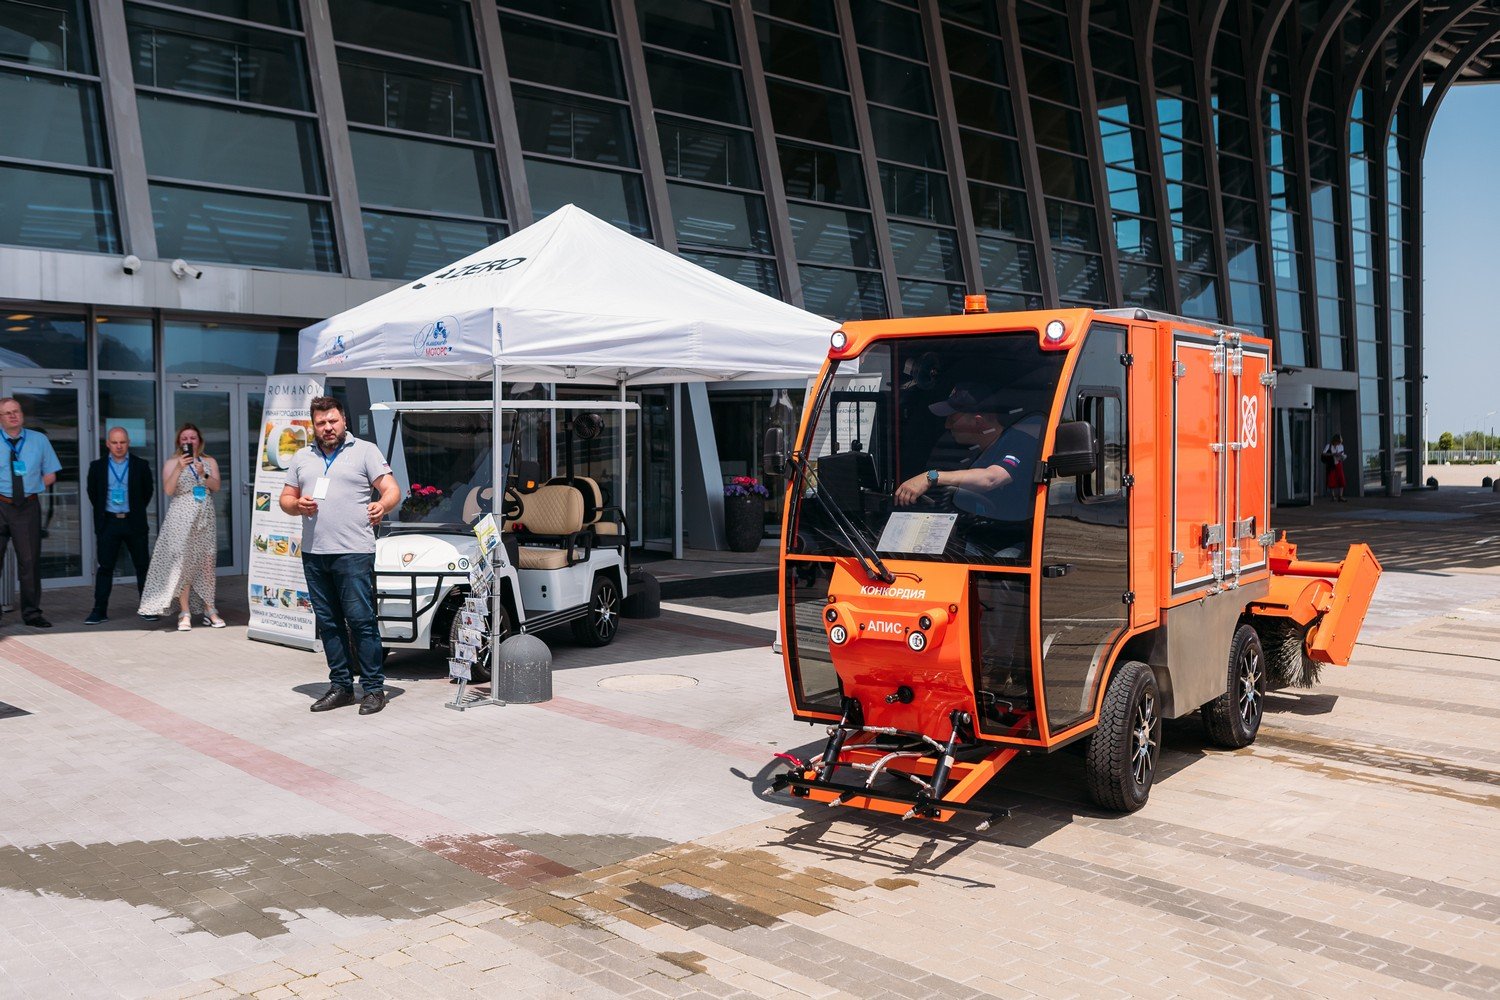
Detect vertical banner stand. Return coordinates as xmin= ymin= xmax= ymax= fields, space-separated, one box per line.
xmin=447 ymin=361 xmax=509 ymax=711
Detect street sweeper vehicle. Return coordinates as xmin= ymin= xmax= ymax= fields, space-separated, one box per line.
xmin=769 ymin=304 xmax=1381 ymax=822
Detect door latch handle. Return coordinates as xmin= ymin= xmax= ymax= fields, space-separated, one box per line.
xmin=1042 ymin=563 xmax=1073 ymax=578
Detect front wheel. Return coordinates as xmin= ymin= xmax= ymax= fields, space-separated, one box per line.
xmin=1201 ymin=624 xmax=1266 ymax=749
xmin=572 ymin=575 xmax=620 ymax=647
xmin=1084 ymin=660 xmax=1162 ymax=812
xmin=448 ymin=599 xmax=512 ymax=683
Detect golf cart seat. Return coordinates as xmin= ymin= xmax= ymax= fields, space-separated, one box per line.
xmin=548 ymin=475 xmax=625 ymax=543
xmin=514 ymin=483 xmax=588 ymax=570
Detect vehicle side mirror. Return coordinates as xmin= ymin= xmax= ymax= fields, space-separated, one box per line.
xmin=1049 ymin=420 xmax=1097 ymax=478
xmin=762 ymin=426 xmax=787 ymax=478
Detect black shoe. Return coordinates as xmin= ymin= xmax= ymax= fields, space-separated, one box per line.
xmin=84 ymin=611 xmax=108 ymax=625
xmin=358 ymin=691 xmax=388 ymax=715
xmin=24 ymin=615 xmax=52 ymax=629
xmin=139 ymin=613 xmax=160 ymax=622
xmin=310 ymin=686 xmax=355 ymax=712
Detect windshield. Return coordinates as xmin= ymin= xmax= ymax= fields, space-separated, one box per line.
xmin=787 ymin=334 xmax=1065 ymax=566
xmin=394 ymin=410 xmax=549 ymax=526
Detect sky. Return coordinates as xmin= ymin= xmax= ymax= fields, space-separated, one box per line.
xmin=1421 ymin=83 xmax=1500 ymax=441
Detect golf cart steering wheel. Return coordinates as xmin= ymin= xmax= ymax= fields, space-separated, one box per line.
xmin=502 ymin=485 xmax=523 ymax=521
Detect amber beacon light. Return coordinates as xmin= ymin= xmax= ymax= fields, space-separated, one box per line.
xmin=963 ymin=294 xmax=988 ymax=314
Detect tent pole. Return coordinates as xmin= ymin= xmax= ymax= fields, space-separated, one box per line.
xmin=489 ymin=363 xmax=506 ymax=705
xmin=619 ymin=378 xmax=628 ymax=549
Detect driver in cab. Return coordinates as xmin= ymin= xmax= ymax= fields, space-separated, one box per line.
xmin=894 ymin=383 xmax=1044 ymax=523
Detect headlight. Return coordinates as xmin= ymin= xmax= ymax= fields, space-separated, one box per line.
xmin=907 ymin=631 xmax=927 ymax=652
xmin=829 ymin=625 xmax=848 ymax=645
xmin=825 ymin=607 xmax=839 ymax=623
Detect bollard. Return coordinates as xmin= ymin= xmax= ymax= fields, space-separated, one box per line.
xmin=1494 ymin=479 xmax=1500 ymax=493
xmin=495 ymin=633 xmax=553 ymax=703
xmin=1485 ymin=477 xmax=1494 ymax=488
xmin=1426 ymin=477 xmax=1438 ymax=488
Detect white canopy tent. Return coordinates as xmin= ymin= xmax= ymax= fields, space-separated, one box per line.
xmin=297 ymin=203 xmax=838 ymax=384
xmin=297 ymin=204 xmax=839 ymax=561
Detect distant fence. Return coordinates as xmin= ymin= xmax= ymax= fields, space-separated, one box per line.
xmin=1426 ymin=451 xmax=1500 ymax=464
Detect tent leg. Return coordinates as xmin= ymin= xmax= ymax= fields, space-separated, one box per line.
xmin=462 ymin=362 xmax=508 ymax=711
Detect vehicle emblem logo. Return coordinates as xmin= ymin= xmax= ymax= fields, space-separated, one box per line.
xmin=1240 ymin=394 xmax=1259 ymax=449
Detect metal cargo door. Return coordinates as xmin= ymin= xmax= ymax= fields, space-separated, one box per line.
xmin=1170 ymin=332 xmax=1224 ymax=592
xmin=1230 ymin=340 xmax=1273 ymax=577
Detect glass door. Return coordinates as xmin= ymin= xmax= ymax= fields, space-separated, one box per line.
xmin=0 ymin=377 xmax=88 ymax=585
xmin=1276 ymin=409 xmax=1313 ymax=506
xmin=166 ymin=380 xmax=261 ymax=573
xmin=638 ymin=386 xmax=676 ymax=551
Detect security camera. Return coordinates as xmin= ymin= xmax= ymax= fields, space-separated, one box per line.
xmin=170 ymin=258 xmax=203 ymax=280
xmin=121 ymin=254 xmax=141 ymax=275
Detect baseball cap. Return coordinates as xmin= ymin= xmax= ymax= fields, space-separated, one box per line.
xmin=929 ymin=383 xmax=1010 ymax=417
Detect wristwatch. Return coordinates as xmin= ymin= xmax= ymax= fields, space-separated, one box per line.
xmin=926 ymin=469 xmax=940 ymax=485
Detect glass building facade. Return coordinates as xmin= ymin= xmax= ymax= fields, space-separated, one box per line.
xmin=0 ymin=0 xmax=1490 ymax=585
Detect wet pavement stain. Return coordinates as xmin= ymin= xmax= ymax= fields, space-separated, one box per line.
xmin=1246 ymin=748 xmax=1500 ymax=809
xmin=1254 ymin=729 xmax=1500 ymax=791
xmin=490 ymin=843 xmax=874 ymax=933
xmin=659 ymin=951 xmax=709 ymax=975
xmin=0 ymin=834 xmax=502 ymax=939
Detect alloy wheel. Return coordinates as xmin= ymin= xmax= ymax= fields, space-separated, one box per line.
xmin=1237 ymin=643 xmax=1264 ymax=728
xmin=1130 ymin=691 xmax=1159 ymax=787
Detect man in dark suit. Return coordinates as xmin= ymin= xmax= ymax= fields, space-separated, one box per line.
xmin=85 ymin=427 xmax=155 ymax=625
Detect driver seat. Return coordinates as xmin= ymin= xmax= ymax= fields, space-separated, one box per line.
xmin=514 ymin=483 xmax=587 ymax=569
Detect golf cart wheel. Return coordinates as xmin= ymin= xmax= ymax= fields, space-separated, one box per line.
xmin=448 ymin=600 xmax=512 ymax=683
xmin=1201 ymin=624 xmax=1266 ymax=749
xmin=572 ymin=575 xmax=620 ymax=647
xmin=1084 ymin=660 xmax=1161 ymax=813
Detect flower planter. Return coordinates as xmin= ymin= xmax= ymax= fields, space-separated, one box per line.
xmin=724 ymin=494 xmax=766 ymax=552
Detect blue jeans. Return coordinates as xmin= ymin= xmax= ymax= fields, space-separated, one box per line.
xmin=303 ymin=552 xmax=383 ymax=694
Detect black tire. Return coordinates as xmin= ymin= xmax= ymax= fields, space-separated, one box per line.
xmin=1084 ymin=660 xmax=1162 ymax=812
xmin=446 ymin=599 xmax=512 ymax=683
xmin=571 ymin=575 xmax=620 ymax=647
xmin=1201 ymin=624 xmax=1266 ymax=748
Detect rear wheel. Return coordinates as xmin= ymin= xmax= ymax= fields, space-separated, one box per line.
xmin=1084 ymin=661 xmax=1161 ymax=812
xmin=571 ymin=575 xmax=620 ymax=647
xmin=1202 ymin=624 xmax=1266 ymax=748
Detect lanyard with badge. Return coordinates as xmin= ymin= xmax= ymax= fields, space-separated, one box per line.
xmin=187 ymin=456 xmax=208 ymax=502
xmin=109 ymin=458 xmax=128 ymax=507
xmin=313 ymin=440 xmax=345 ymax=501
xmin=6 ymin=431 xmax=26 ymax=477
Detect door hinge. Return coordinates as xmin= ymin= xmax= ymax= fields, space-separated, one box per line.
xmin=1119 ymin=352 xmax=1134 ymax=366
xmin=1171 ymin=550 xmax=1185 ymax=569
xmin=1260 ymin=371 xmax=1277 ymax=387
xmin=1257 ymin=530 xmax=1276 ymax=547
xmin=1122 ymin=591 xmax=1135 ymax=606
xmin=1173 ymin=361 xmax=1187 ymax=379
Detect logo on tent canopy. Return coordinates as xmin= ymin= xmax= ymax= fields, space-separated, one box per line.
xmin=423 ymin=256 xmax=528 ymax=283
xmin=316 ymin=330 xmax=351 ymax=365
xmin=415 ymin=316 xmax=460 ymax=358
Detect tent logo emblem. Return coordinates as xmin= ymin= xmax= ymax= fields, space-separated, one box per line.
xmin=415 ymin=316 xmax=460 ymax=358
xmin=317 ymin=330 xmax=351 ymax=365
xmin=429 ymin=256 xmax=527 ymax=281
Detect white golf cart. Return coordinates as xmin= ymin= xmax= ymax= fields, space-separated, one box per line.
xmin=374 ymin=398 xmax=656 ymax=678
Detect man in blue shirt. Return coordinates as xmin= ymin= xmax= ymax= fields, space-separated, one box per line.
xmin=0 ymin=397 xmax=62 ymax=628
xmin=85 ymin=427 xmax=155 ymax=625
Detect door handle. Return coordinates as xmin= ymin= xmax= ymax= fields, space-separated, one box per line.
xmin=1042 ymin=563 xmax=1073 ymax=578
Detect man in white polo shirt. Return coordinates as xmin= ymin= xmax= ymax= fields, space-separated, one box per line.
xmin=280 ymin=396 xmax=400 ymax=715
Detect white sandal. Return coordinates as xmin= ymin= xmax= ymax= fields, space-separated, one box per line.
xmin=177 ymin=611 xmax=192 ymax=632
xmin=203 ymin=607 xmax=226 ymax=629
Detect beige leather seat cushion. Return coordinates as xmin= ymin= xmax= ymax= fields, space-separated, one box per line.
xmin=594 ymin=521 xmax=620 ymax=535
xmin=517 ymin=546 xmax=570 ymax=570
xmin=518 ymin=484 xmax=584 ymax=535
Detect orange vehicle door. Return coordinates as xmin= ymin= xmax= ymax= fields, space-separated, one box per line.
xmin=1230 ymin=338 xmax=1273 ymax=579
xmin=1170 ymin=330 xmax=1225 ymax=592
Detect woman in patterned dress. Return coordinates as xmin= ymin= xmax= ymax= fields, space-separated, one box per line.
xmin=139 ymin=423 xmax=226 ymax=629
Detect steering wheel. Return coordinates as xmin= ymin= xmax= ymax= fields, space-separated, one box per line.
xmin=502 ymin=485 xmax=523 ymax=521
xmin=902 ymin=484 xmax=955 ymax=512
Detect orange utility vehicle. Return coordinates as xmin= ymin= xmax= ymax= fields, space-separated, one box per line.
xmin=768 ymin=304 xmax=1380 ymax=823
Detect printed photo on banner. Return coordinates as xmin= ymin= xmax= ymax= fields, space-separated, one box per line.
xmin=463 ymin=597 xmax=487 ymax=614
xmin=449 ymin=658 xmax=472 ymax=681
xmin=457 ymin=627 xmax=484 ymax=647
xmin=452 ymin=642 xmax=478 ymax=663
xmin=459 ymin=611 xmax=485 ymax=630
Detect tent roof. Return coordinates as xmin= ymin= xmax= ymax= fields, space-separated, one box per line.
xmin=298 ymin=205 xmax=838 ymax=385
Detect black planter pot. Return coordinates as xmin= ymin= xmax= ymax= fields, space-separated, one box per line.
xmin=724 ymin=494 xmax=766 ymax=552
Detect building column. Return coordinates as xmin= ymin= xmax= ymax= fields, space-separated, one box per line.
xmin=300 ymin=0 xmax=369 ymax=278
xmin=89 ymin=0 xmax=157 ymax=259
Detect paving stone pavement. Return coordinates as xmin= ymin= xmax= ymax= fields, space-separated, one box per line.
xmin=0 ymin=493 xmax=1497 ymax=998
